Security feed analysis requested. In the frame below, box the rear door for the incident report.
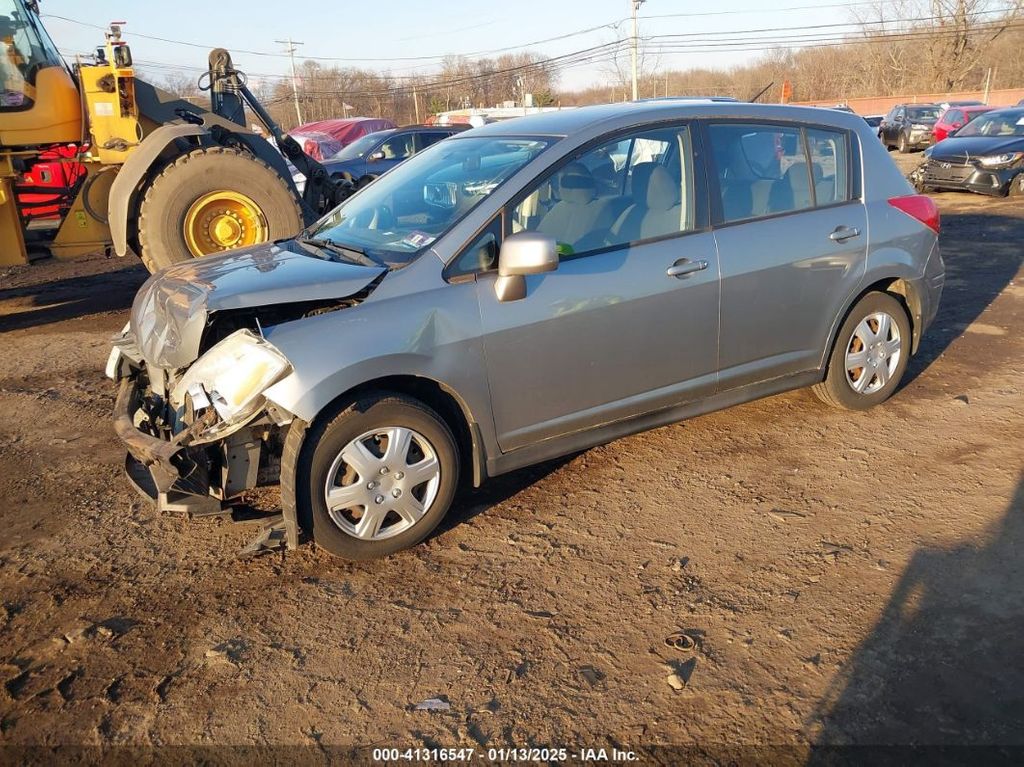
[704,121,866,389]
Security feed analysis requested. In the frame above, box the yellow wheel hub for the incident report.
[183,190,268,257]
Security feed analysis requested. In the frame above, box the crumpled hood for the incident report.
[151,240,386,310]
[929,135,1024,161]
[130,240,386,369]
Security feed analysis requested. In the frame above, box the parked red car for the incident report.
[932,105,995,143]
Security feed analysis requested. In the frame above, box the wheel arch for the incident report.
[287,374,487,490]
[821,276,922,373]
[108,123,207,258]
[108,125,303,259]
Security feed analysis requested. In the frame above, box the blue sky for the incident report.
[41,0,868,92]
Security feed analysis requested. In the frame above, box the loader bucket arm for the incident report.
[205,50,353,221]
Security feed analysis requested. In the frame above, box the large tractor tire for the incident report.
[137,146,303,272]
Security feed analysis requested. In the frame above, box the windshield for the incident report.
[907,106,942,122]
[308,135,553,265]
[954,110,1024,138]
[330,131,392,161]
[0,0,65,110]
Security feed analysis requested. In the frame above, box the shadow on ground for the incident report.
[904,210,1023,385]
[809,472,1024,750]
[0,263,148,333]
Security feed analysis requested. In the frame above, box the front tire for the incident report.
[137,147,302,272]
[1009,173,1024,198]
[898,133,910,153]
[813,292,912,411]
[282,393,459,560]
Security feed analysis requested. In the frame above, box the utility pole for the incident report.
[413,84,420,123]
[983,66,992,104]
[275,37,304,125]
[630,0,645,101]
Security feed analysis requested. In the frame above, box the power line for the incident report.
[39,0,900,64]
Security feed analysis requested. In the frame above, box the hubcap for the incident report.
[845,311,902,395]
[323,427,441,541]
[183,190,268,257]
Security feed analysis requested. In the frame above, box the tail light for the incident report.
[889,194,940,233]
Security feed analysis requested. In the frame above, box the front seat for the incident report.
[536,163,616,251]
[610,164,682,243]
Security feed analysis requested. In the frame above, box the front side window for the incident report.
[309,135,552,266]
[709,123,814,222]
[511,126,697,259]
[378,133,414,160]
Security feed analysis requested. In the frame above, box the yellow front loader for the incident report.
[0,0,350,271]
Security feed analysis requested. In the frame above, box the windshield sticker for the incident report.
[400,231,436,249]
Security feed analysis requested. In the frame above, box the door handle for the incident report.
[829,226,861,243]
[666,258,709,278]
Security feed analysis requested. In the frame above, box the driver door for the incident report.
[473,124,721,452]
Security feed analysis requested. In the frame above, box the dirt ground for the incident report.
[0,155,1022,759]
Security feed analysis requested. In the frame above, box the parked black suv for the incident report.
[879,104,944,153]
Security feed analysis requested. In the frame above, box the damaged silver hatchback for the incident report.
[110,101,944,560]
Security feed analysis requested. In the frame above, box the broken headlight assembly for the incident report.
[170,329,291,441]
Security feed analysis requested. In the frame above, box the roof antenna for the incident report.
[749,81,774,103]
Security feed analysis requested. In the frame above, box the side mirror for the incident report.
[494,231,558,302]
[369,150,386,162]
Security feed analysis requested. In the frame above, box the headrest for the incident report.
[558,162,596,204]
[646,165,680,212]
[630,162,656,202]
[785,162,811,191]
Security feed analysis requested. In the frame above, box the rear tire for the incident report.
[137,146,302,272]
[282,392,459,560]
[813,292,912,411]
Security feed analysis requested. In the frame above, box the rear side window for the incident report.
[708,123,851,223]
[806,128,849,206]
[708,123,813,222]
[417,132,452,150]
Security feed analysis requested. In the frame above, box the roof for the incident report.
[459,99,870,138]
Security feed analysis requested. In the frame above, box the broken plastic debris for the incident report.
[414,698,451,711]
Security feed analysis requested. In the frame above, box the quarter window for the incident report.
[511,126,697,259]
[806,128,849,205]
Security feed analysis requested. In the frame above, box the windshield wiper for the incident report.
[297,237,382,268]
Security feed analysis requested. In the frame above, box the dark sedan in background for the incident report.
[293,125,468,193]
[917,107,1024,197]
